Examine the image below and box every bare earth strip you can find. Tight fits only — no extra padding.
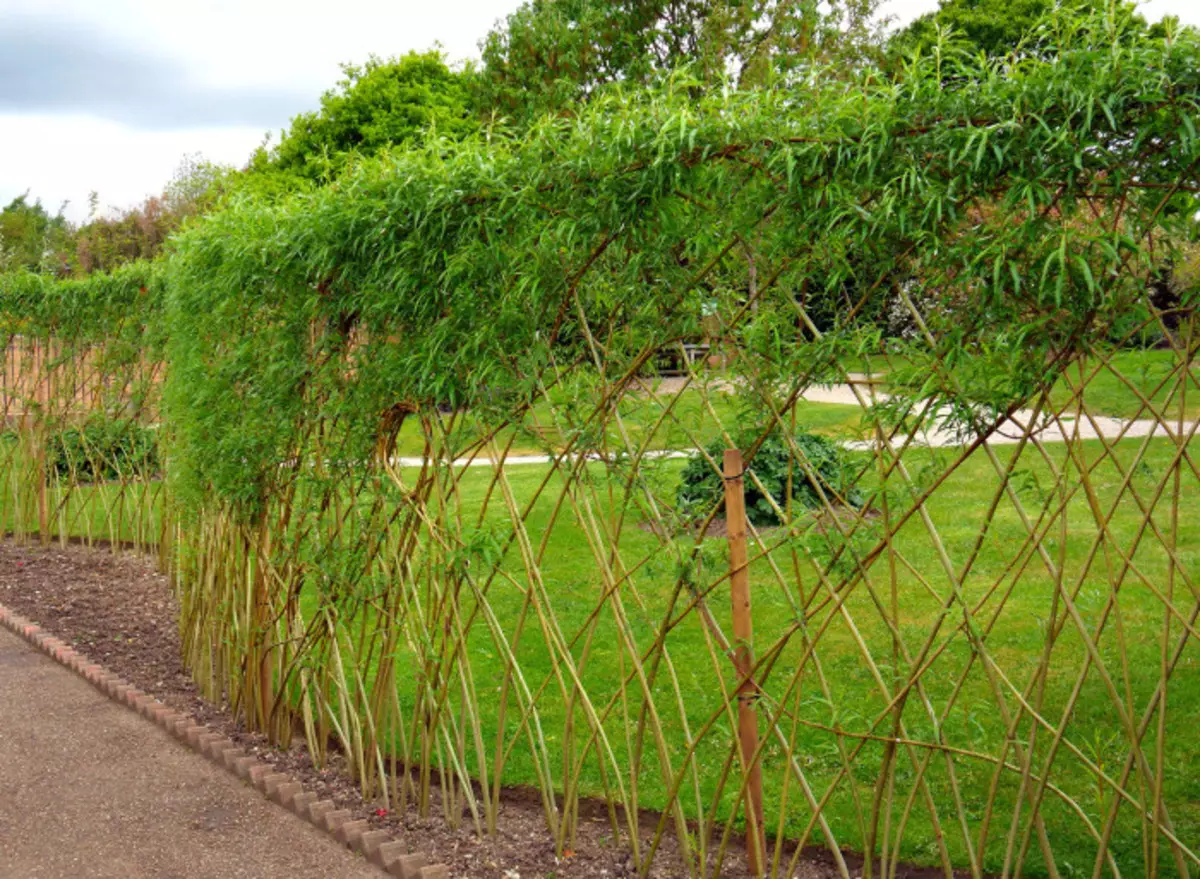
[0,626,379,879]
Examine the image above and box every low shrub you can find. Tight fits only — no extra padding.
[47,418,160,482]
[676,428,863,527]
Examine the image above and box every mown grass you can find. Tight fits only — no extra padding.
[364,434,1200,876]
[1049,350,1200,422]
[389,385,866,458]
[0,432,165,547]
[853,349,1200,422]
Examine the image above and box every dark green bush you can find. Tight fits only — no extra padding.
[677,428,863,527]
[47,418,160,482]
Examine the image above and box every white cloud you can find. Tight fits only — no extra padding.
[0,11,313,129]
[0,114,269,221]
[0,0,524,222]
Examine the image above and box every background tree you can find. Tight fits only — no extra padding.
[892,0,1162,58]
[477,0,884,125]
[73,156,230,275]
[0,194,72,274]
[248,50,478,187]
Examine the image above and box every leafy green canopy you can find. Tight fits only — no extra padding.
[0,265,167,477]
[1,10,1198,524]
[477,0,883,124]
[894,0,1171,59]
[0,261,165,341]
[151,12,1200,521]
[0,195,72,274]
[248,51,478,187]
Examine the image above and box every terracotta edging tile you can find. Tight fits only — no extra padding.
[0,600,450,878]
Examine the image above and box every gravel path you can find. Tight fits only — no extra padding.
[0,625,380,879]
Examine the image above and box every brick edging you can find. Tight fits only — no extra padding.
[0,601,449,879]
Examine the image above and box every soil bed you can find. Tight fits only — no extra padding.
[0,538,952,879]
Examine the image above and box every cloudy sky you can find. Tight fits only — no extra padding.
[1,0,1196,223]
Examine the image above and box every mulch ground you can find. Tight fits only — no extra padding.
[0,537,946,879]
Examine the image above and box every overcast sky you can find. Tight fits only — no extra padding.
[1,0,1196,224]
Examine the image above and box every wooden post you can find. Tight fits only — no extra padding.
[35,340,50,544]
[724,448,766,875]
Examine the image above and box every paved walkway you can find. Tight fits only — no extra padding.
[0,626,378,879]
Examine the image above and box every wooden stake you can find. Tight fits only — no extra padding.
[724,448,766,876]
[35,340,49,544]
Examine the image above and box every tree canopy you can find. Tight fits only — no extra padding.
[73,156,230,275]
[894,0,1167,58]
[149,14,1200,515]
[0,194,71,274]
[249,51,478,186]
[477,0,884,124]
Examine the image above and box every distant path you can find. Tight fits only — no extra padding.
[394,381,1194,469]
[0,627,378,879]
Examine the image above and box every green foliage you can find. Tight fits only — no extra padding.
[149,18,1200,519]
[0,261,166,341]
[677,428,864,526]
[896,0,1054,57]
[0,259,166,338]
[0,158,228,279]
[250,51,478,186]
[893,0,1164,60]
[0,194,72,274]
[47,417,160,482]
[477,0,884,124]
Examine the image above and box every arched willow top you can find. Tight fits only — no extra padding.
[0,262,165,343]
[3,14,1199,518]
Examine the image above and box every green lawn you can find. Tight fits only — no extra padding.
[1049,350,1200,422]
[388,382,866,458]
[844,349,1200,422]
[357,434,1200,877]
[0,433,165,547]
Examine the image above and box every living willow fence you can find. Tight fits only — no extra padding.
[3,17,1200,879]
